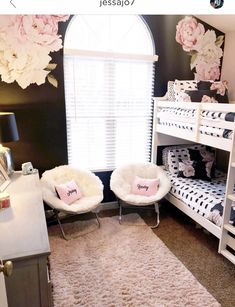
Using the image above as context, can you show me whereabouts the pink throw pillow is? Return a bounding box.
[131,176,160,196]
[55,180,82,205]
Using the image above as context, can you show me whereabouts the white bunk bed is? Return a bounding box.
[151,99,235,264]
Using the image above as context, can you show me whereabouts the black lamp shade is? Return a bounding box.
[0,113,19,143]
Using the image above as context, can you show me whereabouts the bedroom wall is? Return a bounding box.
[221,31,235,102]
[0,15,225,203]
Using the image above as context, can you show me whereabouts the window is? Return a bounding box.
[64,15,157,171]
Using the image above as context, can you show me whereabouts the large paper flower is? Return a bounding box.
[176,16,205,52]
[192,30,223,69]
[0,15,70,89]
[194,61,220,81]
[0,45,51,89]
[176,16,224,81]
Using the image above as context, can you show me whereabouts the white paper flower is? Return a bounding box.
[0,15,69,89]
[194,30,217,52]
[0,45,51,89]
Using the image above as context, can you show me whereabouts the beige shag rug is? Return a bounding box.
[48,214,221,307]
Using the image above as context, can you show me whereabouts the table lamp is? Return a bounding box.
[0,112,19,175]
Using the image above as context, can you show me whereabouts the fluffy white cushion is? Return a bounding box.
[110,162,171,206]
[41,165,103,214]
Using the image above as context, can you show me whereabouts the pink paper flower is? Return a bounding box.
[6,15,64,52]
[194,61,220,81]
[176,16,205,52]
[0,15,69,89]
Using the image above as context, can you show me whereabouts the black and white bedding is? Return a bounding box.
[167,170,235,227]
[159,118,232,139]
[162,144,235,227]
[158,107,235,122]
[158,107,234,139]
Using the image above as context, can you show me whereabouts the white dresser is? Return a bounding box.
[0,172,51,307]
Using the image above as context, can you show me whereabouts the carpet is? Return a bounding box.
[48,214,221,307]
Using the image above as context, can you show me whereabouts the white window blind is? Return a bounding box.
[64,15,156,171]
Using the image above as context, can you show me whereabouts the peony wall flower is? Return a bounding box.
[194,62,221,81]
[176,16,205,52]
[0,45,51,89]
[0,14,69,89]
[176,16,224,81]
[192,30,223,71]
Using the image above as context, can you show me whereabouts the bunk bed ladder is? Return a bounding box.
[218,121,235,265]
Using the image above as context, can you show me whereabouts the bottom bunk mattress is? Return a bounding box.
[167,170,235,227]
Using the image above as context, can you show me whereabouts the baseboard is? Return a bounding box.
[97,201,118,211]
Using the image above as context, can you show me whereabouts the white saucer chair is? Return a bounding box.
[110,162,171,228]
[41,165,104,240]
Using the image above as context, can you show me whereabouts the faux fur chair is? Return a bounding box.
[110,162,171,228]
[41,165,103,240]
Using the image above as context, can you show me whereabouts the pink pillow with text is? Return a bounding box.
[131,176,160,196]
[55,180,82,205]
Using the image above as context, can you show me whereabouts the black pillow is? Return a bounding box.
[177,159,212,181]
[185,90,217,102]
[225,112,235,122]
[197,81,229,103]
[188,148,216,178]
[215,93,229,103]
[197,81,213,90]
[177,148,215,181]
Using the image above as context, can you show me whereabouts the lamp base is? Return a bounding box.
[0,146,14,176]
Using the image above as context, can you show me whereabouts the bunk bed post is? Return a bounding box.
[218,119,235,264]
[194,104,201,142]
[151,98,158,164]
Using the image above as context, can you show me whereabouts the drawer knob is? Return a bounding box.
[0,261,13,277]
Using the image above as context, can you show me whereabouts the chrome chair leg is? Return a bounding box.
[53,210,101,240]
[151,203,160,229]
[118,199,122,224]
[95,212,101,228]
[54,210,68,240]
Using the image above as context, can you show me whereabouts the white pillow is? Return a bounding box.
[173,80,198,101]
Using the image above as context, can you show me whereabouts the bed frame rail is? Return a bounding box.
[152,100,235,160]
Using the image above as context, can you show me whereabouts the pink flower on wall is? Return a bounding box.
[175,16,205,52]
[194,62,221,81]
[176,16,224,81]
[0,15,69,89]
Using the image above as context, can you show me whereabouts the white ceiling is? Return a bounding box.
[195,15,235,33]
